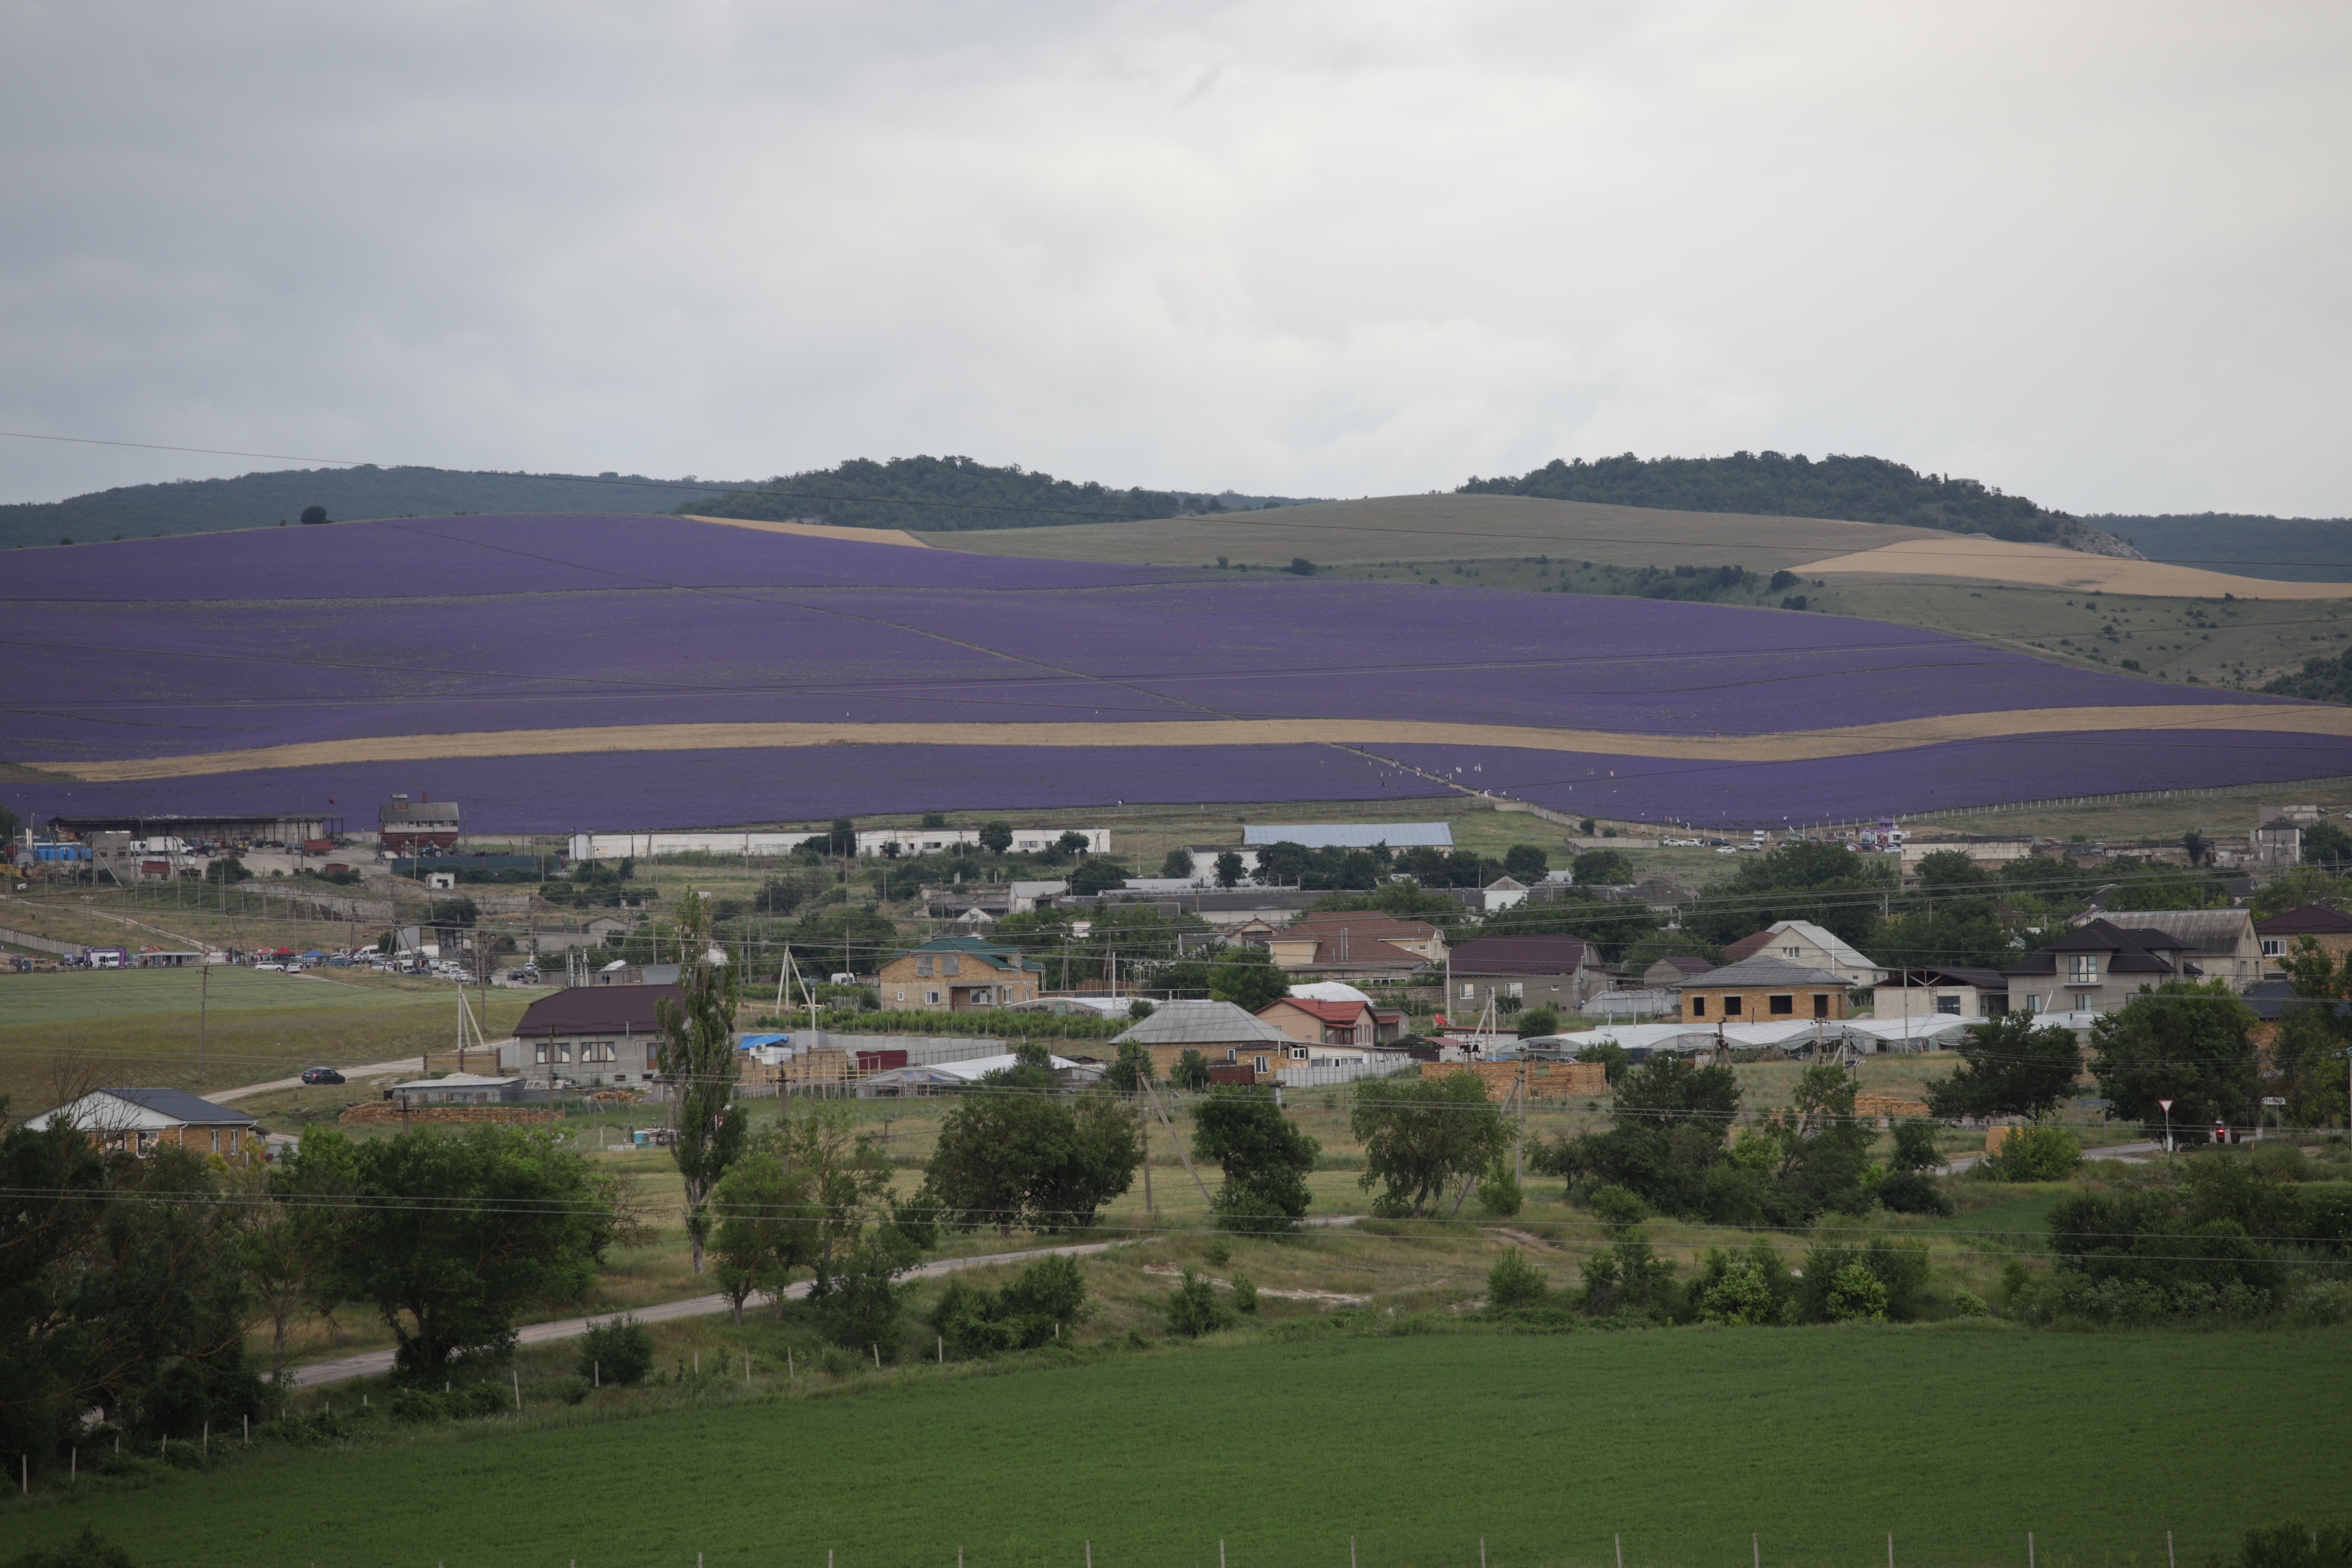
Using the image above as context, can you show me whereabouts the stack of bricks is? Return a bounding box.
[1421,1060,1609,1100]
[1852,1093,1931,1123]
[338,1104,556,1126]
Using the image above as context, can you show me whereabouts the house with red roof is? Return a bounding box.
[1257,995,1381,1047]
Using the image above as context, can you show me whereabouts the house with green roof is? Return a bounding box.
[877,935,1046,1012]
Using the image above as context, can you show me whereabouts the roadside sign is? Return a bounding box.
[2159,1099,2173,1112]
[2261,1096,2287,1106]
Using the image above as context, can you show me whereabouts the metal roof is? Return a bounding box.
[27,1087,258,1130]
[1447,934,1595,976]
[517,983,683,1034]
[2101,910,2251,953]
[1677,956,1851,990]
[1242,822,1454,849]
[1112,1000,1291,1046]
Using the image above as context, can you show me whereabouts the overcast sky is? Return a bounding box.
[2,2,2346,514]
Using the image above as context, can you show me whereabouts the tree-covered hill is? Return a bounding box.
[1459,451,2134,553]
[0,465,735,550]
[682,455,1305,533]
[2089,513,2352,583]
[2263,648,2352,703]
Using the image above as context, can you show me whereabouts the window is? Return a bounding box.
[2068,954,2098,984]
[925,989,940,1004]
[2262,939,2284,958]
[1460,983,1475,999]
[972,987,993,1005]
[916,954,933,977]
[945,954,962,975]
[2026,994,2044,1014]
[894,988,905,1001]
[1291,1047,1308,1060]
[1936,995,1962,1016]
[210,1127,220,1152]
[581,1042,616,1064]
[1724,995,1744,1017]
[1691,995,1707,1017]
[1768,994,1794,1015]
[1782,946,1800,959]
[1506,981,1524,998]
[1813,993,1832,1019]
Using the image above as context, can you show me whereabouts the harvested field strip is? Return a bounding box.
[59,702,2352,781]
[676,513,930,548]
[1799,536,2352,599]
[9,1330,2345,1566]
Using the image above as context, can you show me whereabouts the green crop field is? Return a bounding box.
[9,1328,2343,1568]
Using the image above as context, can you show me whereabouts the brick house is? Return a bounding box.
[1445,934,1604,1015]
[875,936,1046,1012]
[1262,911,1442,982]
[2255,905,2352,975]
[1110,999,1297,1082]
[1677,956,1849,1023]
[25,1087,260,1161]
[1256,995,1381,1046]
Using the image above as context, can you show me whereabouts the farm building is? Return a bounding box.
[24,1087,260,1160]
[378,793,460,851]
[387,1074,525,1105]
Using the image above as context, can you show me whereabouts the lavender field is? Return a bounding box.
[5,514,2334,828]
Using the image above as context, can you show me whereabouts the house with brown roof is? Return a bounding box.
[1446,933,1605,1016]
[1641,954,1714,989]
[1263,912,1444,980]
[507,983,682,1087]
[2256,905,2352,975]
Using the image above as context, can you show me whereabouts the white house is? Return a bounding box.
[1720,920,1889,988]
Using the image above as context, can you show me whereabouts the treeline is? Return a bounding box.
[2089,513,2352,585]
[2263,647,2352,704]
[0,465,735,550]
[1458,451,2091,547]
[682,455,1261,533]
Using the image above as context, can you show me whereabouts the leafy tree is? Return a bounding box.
[654,891,745,1274]
[2305,820,2352,869]
[2088,981,2261,1144]
[1515,1004,1561,1039]
[1570,848,1634,885]
[1160,847,1195,878]
[1207,946,1289,1011]
[1681,841,1894,949]
[1924,1012,2085,1120]
[1980,1125,2082,1181]
[918,1089,1142,1234]
[1573,1040,1630,1085]
[242,1135,355,1373]
[1191,1092,1320,1232]
[2250,867,2343,920]
[920,812,948,829]
[1213,851,1244,888]
[1066,858,1127,895]
[978,821,1014,855]
[0,804,19,845]
[785,904,901,971]
[428,895,479,928]
[689,454,1199,532]
[1104,1039,1156,1092]
[299,504,329,525]
[709,1152,814,1323]
[1912,849,1995,890]
[1171,1049,1213,1092]
[1887,1120,1943,1173]
[1349,1072,1511,1217]
[322,1124,617,1375]
[2268,946,2352,1128]
[1502,844,1549,880]
[930,1253,1091,1356]
[1797,1237,1928,1322]
[576,1315,654,1385]
[204,856,252,884]
[2182,829,2213,867]
[1692,1240,1795,1325]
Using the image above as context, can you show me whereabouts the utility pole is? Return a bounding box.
[197,961,208,1082]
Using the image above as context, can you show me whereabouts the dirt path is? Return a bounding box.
[60,701,2352,782]
[289,1238,1139,1388]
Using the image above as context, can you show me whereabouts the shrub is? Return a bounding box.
[1231,1274,1260,1314]
[452,1381,512,1418]
[577,1315,655,1386]
[2235,1521,2352,1568]
[553,1377,591,1406]
[1951,1289,1989,1317]
[4,1527,137,1568]
[1877,1170,1954,1216]
[1692,1241,1795,1325]
[1164,1268,1233,1337]
[1475,1161,1525,1217]
[1982,1125,2083,1182]
[1485,1248,1549,1309]
[1826,1262,1889,1322]
[932,1254,1093,1357]
[385,1386,446,1423]
[1588,1185,1649,1233]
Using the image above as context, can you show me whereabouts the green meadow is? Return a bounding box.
[9,1327,2343,1568]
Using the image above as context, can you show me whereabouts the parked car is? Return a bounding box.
[300,1066,345,1086]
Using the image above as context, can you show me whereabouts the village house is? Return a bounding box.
[2256,905,2352,975]
[2001,918,2221,1015]
[2094,910,2262,992]
[1256,994,1383,1047]
[1263,911,1446,981]
[1446,933,1606,1016]
[1677,956,1849,1024]
[1641,954,1714,989]
[1110,998,1298,1081]
[25,1087,260,1161]
[876,935,1046,1012]
[1874,965,2012,1020]
[505,983,681,1086]
[1718,920,1888,988]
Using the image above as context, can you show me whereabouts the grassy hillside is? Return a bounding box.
[2092,514,2352,583]
[9,1327,2343,1566]
[685,453,1319,533]
[0,466,736,549]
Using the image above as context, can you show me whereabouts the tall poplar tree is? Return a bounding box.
[655,890,745,1274]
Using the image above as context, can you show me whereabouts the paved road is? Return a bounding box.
[208,1057,438,1104]
[288,1238,1141,1388]
[1945,1138,2161,1173]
